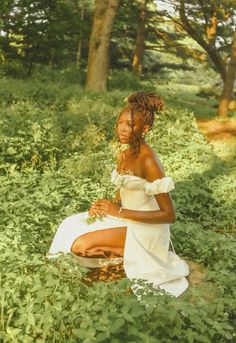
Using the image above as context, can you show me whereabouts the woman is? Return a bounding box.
[48,92,189,297]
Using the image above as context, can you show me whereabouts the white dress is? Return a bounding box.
[47,169,189,297]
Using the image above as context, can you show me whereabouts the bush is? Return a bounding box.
[108,69,155,91]
[0,76,235,342]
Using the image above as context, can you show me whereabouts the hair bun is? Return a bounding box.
[126,91,164,113]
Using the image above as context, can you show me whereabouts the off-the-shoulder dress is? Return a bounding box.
[47,168,189,297]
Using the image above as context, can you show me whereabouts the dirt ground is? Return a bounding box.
[196,117,236,141]
[196,117,236,162]
[81,257,206,289]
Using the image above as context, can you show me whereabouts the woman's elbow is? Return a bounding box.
[167,210,176,223]
[170,211,176,223]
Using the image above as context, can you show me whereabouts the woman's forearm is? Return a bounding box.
[120,208,175,224]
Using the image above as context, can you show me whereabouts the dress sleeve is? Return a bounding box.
[144,176,175,195]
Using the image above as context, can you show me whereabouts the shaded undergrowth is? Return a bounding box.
[0,75,235,342]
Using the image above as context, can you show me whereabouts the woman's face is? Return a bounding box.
[116,110,145,144]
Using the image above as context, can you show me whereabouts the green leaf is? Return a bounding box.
[110,318,125,333]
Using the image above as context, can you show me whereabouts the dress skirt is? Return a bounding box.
[47,211,189,298]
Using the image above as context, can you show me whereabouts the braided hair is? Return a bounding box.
[115,91,164,156]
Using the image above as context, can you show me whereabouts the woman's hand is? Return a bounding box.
[88,199,120,217]
[88,201,104,217]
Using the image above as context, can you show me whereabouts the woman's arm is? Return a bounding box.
[116,151,175,223]
[134,153,176,223]
[92,197,175,224]
[93,194,175,224]
[119,197,175,224]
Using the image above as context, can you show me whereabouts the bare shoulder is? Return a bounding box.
[139,144,165,182]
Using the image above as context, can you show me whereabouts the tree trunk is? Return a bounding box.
[85,0,120,92]
[27,55,34,77]
[77,39,82,67]
[76,1,85,67]
[132,0,147,77]
[218,31,236,117]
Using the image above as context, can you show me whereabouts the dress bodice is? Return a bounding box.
[111,169,175,211]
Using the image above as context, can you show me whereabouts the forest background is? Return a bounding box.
[0,0,236,342]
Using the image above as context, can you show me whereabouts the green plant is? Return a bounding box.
[0,75,235,342]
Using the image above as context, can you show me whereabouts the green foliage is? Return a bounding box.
[160,0,235,83]
[0,0,218,79]
[0,0,94,76]
[108,70,148,91]
[0,76,235,342]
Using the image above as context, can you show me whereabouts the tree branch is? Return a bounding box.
[178,0,226,81]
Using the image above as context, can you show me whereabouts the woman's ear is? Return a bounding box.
[143,124,150,134]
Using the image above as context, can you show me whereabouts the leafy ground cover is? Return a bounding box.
[0,74,235,342]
